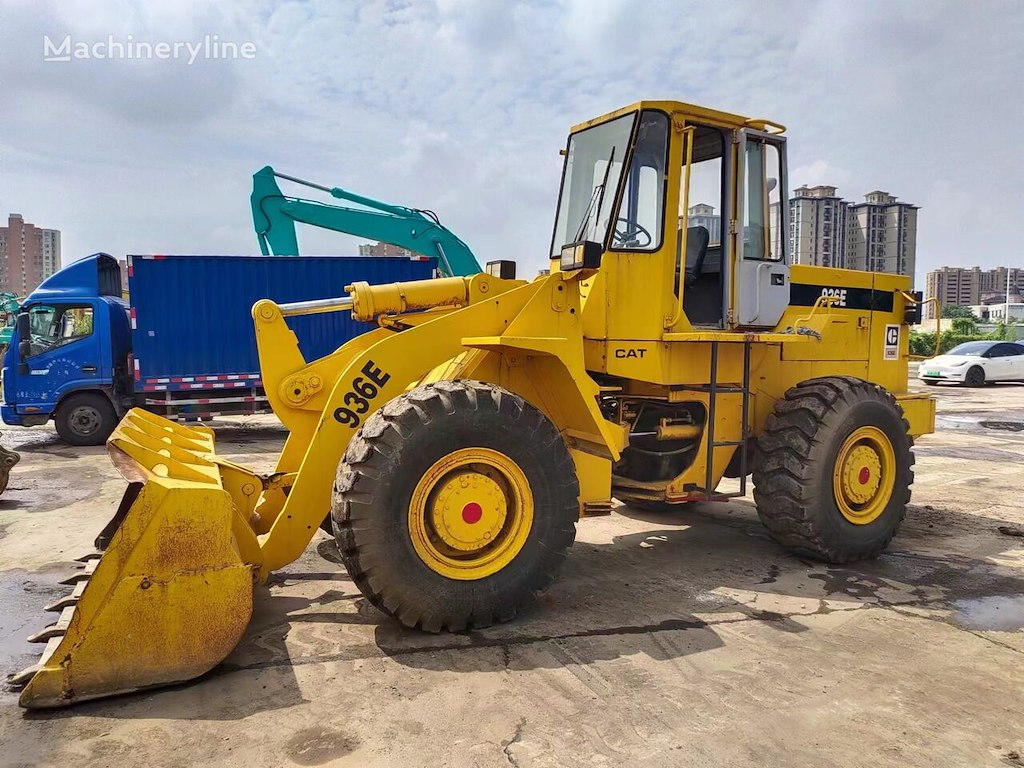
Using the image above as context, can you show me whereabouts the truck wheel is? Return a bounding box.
[332,380,579,632]
[752,377,913,563]
[54,393,118,446]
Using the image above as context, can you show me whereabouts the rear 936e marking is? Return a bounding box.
[333,360,391,427]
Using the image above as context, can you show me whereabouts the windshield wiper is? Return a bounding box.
[572,146,617,244]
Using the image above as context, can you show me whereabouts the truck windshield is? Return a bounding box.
[26,305,94,357]
[550,112,636,257]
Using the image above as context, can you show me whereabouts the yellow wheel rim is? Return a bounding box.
[409,448,534,580]
[832,426,896,525]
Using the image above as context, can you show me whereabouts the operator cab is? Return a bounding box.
[550,101,791,332]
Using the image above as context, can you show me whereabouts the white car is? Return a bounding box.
[918,340,1024,386]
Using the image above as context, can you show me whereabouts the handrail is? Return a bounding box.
[666,125,695,329]
[745,118,787,135]
[793,293,841,330]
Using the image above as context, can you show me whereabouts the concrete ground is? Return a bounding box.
[1,376,1023,768]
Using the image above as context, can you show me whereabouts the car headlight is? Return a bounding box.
[950,360,970,367]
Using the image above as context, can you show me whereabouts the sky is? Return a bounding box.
[1,0,1022,284]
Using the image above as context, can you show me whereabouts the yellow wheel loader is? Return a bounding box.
[12,100,935,708]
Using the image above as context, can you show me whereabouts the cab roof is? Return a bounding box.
[569,100,786,135]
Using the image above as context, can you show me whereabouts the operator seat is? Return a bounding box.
[683,225,710,286]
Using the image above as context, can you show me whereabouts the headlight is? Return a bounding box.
[950,360,970,367]
[559,240,602,272]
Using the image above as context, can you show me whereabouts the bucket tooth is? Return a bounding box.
[44,581,87,612]
[74,552,103,563]
[8,637,62,689]
[59,559,98,585]
[27,606,76,643]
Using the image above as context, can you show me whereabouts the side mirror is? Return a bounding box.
[16,312,31,370]
[16,311,29,343]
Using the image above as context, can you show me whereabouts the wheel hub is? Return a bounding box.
[408,447,535,580]
[833,426,896,525]
[428,470,508,552]
[70,406,101,435]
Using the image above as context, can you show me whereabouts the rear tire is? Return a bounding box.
[752,377,914,563]
[965,366,985,387]
[332,380,579,632]
[54,393,118,446]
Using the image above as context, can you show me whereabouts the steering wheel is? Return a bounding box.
[613,218,652,248]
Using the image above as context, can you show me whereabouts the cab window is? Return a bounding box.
[25,304,94,357]
[742,138,784,261]
[612,110,670,251]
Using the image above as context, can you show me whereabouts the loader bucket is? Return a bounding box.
[0,442,19,496]
[12,410,261,708]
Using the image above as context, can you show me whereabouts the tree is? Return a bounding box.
[951,316,977,336]
[909,331,937,357]
[941,304,976,319]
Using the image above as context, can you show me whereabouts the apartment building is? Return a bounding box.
[0,214,62,295]
[845,191,918,278]
[924,266,1023,319]
[788,185,847,268]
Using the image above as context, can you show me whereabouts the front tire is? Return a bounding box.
[332,380,579,632]
[752,377,914,563]
[54,393,118,446]
[965,366,985,387]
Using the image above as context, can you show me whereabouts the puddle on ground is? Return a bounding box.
[953,594,1024,632]
[0,567,68,684]
[935,413,1024,435]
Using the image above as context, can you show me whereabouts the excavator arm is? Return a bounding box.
[250,165,482,278]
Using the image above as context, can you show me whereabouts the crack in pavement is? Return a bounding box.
[502,717,526,767]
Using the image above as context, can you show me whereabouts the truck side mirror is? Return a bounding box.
[16,312,31,371]
[16,311,29,344]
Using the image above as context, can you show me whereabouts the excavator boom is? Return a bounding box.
[250,166,482,277]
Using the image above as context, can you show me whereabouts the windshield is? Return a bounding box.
[946,341,992,356]
[550,112,636,257]
[26,304,94,357]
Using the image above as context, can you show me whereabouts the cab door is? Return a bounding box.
[16,302,104,412]
[731,129,790,328]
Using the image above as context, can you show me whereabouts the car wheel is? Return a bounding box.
[964,366,985,387]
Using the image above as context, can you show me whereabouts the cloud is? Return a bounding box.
[0,0,1022,283]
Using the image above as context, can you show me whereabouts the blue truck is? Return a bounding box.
[1,252,436,445]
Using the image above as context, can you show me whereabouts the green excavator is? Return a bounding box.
[250,166,482,277]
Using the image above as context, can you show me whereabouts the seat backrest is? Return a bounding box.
[683,226,710,286]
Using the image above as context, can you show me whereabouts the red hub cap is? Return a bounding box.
[461,502,483,524]
[858,466,870,484]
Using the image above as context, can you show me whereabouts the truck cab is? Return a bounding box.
[1,254,129,444]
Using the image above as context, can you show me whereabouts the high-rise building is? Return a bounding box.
[845,191,918,278]
[788,185,847,268]
[0,214,62,295]
[358,242,414,257]
[685,203,722,243]
[924,266,1023,319]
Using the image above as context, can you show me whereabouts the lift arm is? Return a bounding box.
[250,165,482,278]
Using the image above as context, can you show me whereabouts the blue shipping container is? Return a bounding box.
[129,254,437,390]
